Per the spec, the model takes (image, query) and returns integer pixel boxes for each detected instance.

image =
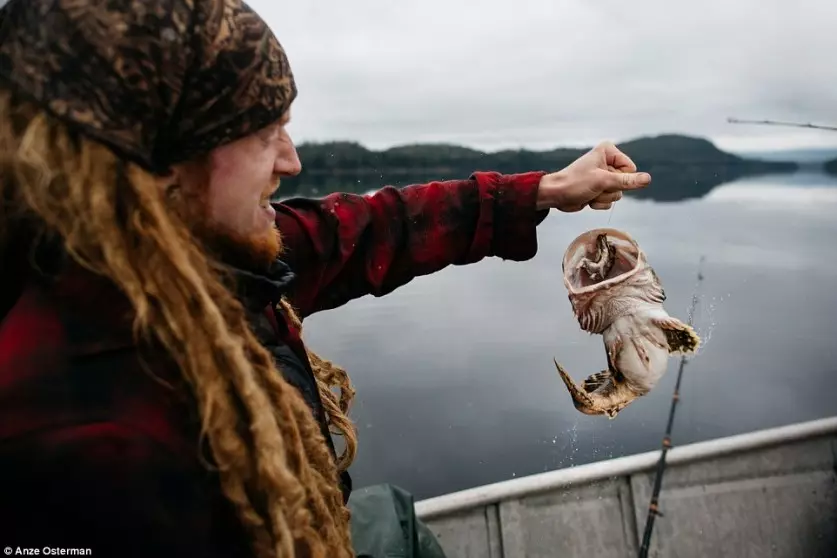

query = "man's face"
[173,109,301,269]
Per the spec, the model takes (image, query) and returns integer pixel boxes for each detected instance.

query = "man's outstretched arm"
[277,171,549,318]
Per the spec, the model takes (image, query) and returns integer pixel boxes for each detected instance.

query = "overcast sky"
[249,0,837,153]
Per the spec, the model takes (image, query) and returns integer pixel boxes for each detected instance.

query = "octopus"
[555,228,701,419]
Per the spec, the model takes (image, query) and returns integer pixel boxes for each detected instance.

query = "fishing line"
[605,165,621,226]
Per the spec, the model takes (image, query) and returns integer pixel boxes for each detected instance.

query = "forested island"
[277,134,799,202]
[825,157,837,176]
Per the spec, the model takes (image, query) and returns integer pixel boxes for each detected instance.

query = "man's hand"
[536,142,651,212]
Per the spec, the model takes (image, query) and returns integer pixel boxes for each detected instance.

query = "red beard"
[197,220,283,272]
[168,162,284,273]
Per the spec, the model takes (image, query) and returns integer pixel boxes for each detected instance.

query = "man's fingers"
[594,191,622,204]
[589,201,613,210]
[600,143,638,173]
[603,171,651,192]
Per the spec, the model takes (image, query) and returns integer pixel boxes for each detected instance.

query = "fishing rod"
[726,117,837,132]
[637,255,706,558]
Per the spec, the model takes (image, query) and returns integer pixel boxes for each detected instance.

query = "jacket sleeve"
[0,423,229,558]
[275,171,549,318]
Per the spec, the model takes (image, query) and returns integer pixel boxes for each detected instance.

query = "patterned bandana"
[0,0,296,173]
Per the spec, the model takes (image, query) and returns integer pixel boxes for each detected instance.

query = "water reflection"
[298,171,837,500]
[705,171,837,204]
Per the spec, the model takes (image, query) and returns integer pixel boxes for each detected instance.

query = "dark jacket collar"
[229,258,295,313]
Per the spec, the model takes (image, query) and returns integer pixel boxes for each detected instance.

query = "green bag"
[348,484,448,558]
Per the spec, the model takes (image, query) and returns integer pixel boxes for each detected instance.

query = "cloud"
[2,0,833,150]
[248,0,837,152]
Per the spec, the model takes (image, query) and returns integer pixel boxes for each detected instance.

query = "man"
[0,1,650,557]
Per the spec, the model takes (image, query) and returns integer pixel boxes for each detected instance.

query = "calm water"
[300,170,837,501]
